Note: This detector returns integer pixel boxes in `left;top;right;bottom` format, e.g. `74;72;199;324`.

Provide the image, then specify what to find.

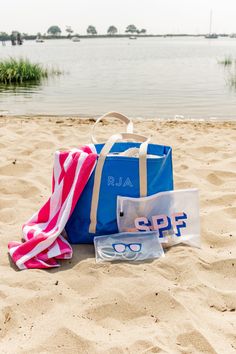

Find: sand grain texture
0;116;235;354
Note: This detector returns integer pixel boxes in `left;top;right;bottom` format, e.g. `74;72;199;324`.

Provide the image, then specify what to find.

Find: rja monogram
107;176;134;188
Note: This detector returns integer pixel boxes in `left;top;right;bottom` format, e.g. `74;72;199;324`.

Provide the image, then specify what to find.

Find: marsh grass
229;77;236;88
218;56;233;66
217;56;236;90
0;58;62;84
225;60;236;89
228;67;236;89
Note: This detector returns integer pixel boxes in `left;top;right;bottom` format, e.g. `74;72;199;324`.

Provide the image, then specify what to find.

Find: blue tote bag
65;112;173;244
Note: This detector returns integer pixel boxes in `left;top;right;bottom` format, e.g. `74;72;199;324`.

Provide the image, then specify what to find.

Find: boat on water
71;36;80;42
129;36;137;40
36;36;44;43
205;10;218;39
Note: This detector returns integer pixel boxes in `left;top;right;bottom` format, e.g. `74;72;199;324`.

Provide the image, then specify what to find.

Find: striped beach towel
8;145;97;270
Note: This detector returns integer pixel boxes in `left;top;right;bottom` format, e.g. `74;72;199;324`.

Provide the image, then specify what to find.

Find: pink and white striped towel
8;145;97;270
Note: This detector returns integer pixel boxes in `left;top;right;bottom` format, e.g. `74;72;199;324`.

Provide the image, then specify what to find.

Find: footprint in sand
1;177;40;198
0;198;16;210
129;340;163;353
207;173;223;186
197;146;218;154
33;327;96;353
177;330;216;353
0;162;32;177
0;208;17;223
224;207;236;218
85;299;146;323
34;141;55;150
198;258;236;291
207;169;236;186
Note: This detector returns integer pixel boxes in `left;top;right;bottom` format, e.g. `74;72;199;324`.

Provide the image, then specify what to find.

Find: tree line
0;24;147;41
46;24;146;36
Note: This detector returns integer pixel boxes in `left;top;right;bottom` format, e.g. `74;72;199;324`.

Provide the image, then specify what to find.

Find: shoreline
1;114;236;124
0;34;219;42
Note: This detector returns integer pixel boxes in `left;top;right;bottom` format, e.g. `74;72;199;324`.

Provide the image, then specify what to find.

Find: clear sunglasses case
94;231;164;263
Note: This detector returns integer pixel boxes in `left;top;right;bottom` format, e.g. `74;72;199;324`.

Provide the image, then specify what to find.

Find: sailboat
205;10;218;39
71;36;80;42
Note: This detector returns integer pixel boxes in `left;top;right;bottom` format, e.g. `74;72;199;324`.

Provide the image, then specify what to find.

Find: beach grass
229;74;236;89
218;56;233;66
217;56;236;89
0;58;61;84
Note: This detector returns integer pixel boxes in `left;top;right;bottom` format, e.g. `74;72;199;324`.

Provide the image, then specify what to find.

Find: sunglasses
112;242;142;253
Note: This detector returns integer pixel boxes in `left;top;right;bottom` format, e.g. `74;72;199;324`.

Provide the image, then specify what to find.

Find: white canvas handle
91;112;134;144
89;133;150;234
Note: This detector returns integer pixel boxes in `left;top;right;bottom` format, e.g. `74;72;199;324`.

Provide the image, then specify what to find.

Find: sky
1;0;236;35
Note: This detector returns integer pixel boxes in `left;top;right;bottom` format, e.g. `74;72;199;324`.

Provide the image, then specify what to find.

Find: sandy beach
0;116;235;354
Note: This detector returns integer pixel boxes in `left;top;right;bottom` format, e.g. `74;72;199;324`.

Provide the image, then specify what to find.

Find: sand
0;115;235;354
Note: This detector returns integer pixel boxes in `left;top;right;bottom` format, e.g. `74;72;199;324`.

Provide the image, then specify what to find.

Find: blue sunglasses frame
112;242;142;253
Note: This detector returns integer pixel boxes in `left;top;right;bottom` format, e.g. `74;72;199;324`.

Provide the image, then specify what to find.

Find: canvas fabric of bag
65;112;174;244
117;188;200;248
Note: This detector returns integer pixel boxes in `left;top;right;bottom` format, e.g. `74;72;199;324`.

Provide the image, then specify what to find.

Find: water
0;37;236;119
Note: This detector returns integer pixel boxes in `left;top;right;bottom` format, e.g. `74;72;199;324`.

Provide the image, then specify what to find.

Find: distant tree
11;30;18;37
87;25;97;35
140;28;147;35
125;24;138;34
107;25;118;35
16;32;23;45
0;32;9;41
10;31;16;45
47;25;61;36
66;26;74;37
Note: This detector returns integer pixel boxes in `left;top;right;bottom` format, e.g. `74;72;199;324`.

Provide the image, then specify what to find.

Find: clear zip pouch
117;189;200;249
94;231;164;263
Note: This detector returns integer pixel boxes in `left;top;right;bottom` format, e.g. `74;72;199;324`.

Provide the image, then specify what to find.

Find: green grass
0;58;61;84
218;56;236;89
218;56;233;66
229;73;236;89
